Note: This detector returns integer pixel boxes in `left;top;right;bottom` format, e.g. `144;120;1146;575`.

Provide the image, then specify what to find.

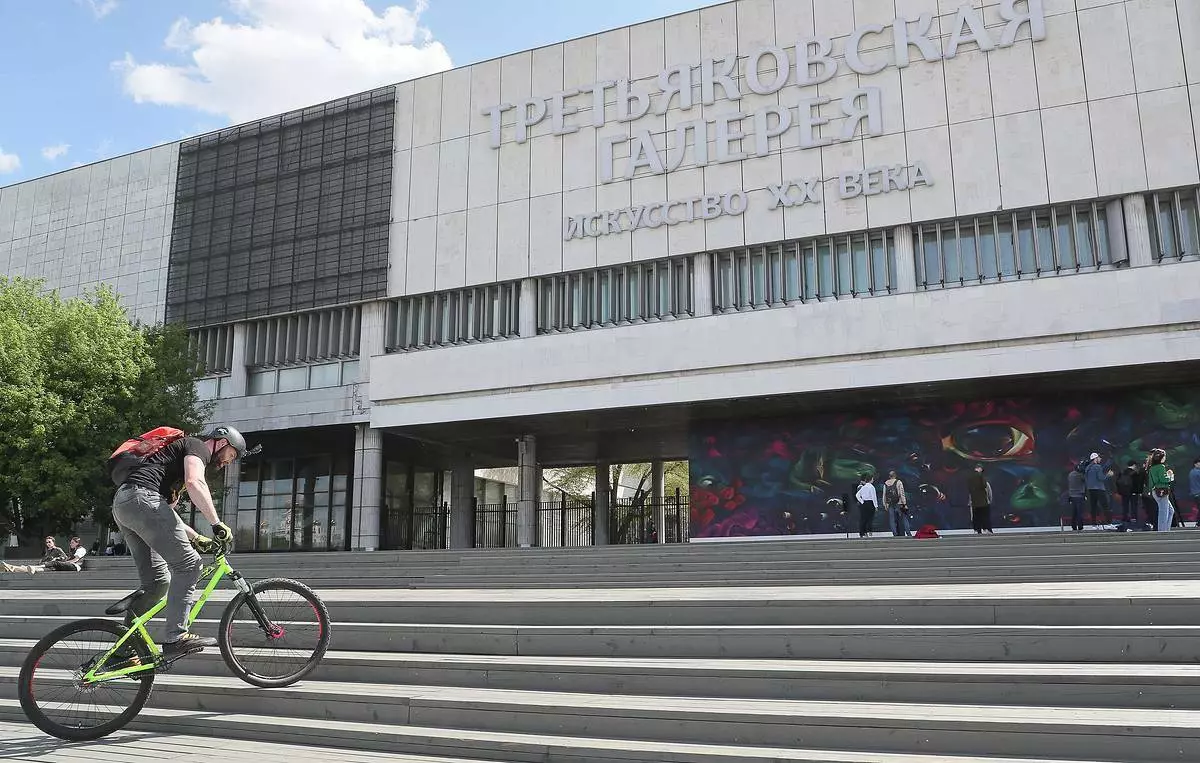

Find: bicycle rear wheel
18;618;154;741
218;577;331;688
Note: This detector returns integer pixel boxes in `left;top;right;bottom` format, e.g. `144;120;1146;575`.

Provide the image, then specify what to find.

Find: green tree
0;278;211;541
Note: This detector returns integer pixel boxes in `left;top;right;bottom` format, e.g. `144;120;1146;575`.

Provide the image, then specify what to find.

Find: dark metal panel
167;86;396;327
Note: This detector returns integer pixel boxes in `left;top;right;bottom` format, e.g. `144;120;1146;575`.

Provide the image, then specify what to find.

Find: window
309;362;341;389
385;282;520;352
916;202;1114;289
1147;187;1200;262
277;366;308;392
236;455;347;551
248;370;277;395
246;359;359;395
712;232;894;311
195;377;221;401
536;257;693;333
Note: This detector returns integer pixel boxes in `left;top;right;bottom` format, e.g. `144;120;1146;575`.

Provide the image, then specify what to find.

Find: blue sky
0;0;710;186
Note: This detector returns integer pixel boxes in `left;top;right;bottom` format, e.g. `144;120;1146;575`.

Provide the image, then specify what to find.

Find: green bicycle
17;537;331;741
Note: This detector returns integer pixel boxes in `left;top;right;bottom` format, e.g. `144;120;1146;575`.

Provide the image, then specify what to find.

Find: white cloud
79;0;119;19
116;0;453;124
0;148;21;175
41;143;71;161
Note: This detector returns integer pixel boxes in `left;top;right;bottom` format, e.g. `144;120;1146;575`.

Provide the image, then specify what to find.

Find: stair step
1;639;1195;707
3;579;1199;626
4;615;1197;661
0;706;1138;763
2;677;1196;761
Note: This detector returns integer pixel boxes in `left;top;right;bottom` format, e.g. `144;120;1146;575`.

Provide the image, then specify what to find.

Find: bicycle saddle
104;589;146;616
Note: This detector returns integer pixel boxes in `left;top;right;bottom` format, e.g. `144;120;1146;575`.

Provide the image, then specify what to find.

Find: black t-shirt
124;437;212;500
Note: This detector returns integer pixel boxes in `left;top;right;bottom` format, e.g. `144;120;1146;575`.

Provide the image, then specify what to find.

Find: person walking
1189;457;1200;528
967;465;993;534
1146;449;1175;533
1084;453;1109;527
883;470;910;537
1067;464;1086;532
855;475;879;538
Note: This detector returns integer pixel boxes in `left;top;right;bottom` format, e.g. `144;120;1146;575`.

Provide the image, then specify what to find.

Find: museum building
2;0;1198;549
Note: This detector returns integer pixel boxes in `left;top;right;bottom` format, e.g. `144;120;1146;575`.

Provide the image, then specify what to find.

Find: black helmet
206;425;247;458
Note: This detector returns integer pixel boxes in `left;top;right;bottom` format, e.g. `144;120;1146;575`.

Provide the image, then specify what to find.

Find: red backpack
107;426;186;486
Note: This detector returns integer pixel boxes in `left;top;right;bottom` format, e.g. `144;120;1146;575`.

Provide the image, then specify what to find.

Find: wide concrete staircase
2;532;1200;761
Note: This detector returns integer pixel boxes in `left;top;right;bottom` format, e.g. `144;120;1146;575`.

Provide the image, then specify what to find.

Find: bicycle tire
18;618;155;741
218;577;331;689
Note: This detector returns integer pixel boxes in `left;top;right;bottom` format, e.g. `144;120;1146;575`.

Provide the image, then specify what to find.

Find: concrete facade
0;144;179;324
384;0;1197;291
370;0;1200;428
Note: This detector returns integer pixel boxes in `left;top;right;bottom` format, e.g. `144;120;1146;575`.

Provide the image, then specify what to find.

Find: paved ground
0;720;471;762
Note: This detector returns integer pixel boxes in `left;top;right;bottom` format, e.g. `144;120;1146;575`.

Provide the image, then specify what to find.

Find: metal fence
380;492;691;551
473;498;518;548
609;490;689;544
536;493;596;548
381;502;449;550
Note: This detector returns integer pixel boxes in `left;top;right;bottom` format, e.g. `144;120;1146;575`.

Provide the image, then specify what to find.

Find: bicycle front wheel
218;577;331;688
17;618;155;741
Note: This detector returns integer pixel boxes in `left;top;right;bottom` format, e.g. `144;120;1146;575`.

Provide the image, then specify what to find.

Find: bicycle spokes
224;585;324;681
23;625;151;734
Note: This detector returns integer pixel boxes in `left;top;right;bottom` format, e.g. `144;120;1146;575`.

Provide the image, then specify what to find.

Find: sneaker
162;633;217;659
1;563;12;573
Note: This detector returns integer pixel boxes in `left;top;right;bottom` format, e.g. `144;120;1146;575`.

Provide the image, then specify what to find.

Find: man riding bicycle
112;425;246;659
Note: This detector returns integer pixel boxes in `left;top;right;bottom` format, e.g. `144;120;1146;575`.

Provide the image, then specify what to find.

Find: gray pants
112;485;201;643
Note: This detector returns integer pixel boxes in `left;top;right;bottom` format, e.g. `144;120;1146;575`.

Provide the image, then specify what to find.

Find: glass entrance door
236;454;348;551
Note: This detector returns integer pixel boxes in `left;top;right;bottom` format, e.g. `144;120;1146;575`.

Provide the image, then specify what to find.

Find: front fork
228;571;284;639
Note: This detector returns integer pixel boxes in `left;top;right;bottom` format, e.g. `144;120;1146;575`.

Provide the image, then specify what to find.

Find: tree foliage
0;278;211;539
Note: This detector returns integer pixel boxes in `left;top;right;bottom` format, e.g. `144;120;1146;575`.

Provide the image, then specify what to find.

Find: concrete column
226;323;249;398
692;254;713;316
1122;193;1154;267
516;435;538;548
358;301;387;385
594;461;611;546
1105;199;1129;265
651;461;666;545
892;225;918;293
450;460;475;549
519;278;538;338
351;424;383;551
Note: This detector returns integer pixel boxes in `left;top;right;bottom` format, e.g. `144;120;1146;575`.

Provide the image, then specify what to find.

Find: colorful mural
689;388;1200;538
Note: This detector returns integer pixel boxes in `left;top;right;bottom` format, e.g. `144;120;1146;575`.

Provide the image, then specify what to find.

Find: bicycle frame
83;551;253;683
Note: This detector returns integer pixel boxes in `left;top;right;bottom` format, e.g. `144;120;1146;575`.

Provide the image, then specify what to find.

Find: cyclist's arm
183;454;222;527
